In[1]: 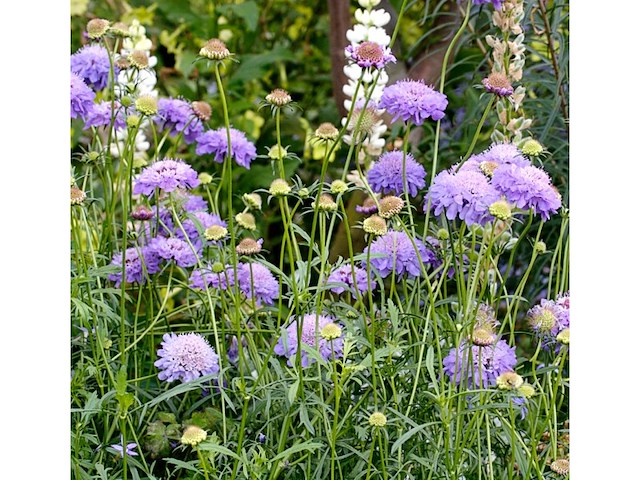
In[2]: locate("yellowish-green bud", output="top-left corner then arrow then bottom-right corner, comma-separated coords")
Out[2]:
212,262 -> 225,274
521,139 -> 544,157
556,328 -> 569,345
362,215 -> 387,236
330,180 -> 348,194
86,18 -> 110,39
298,187 -> 310,198
489,199 -> 512,220
86,151 -> 101,162
198,172 -> 214,185
205,225 -> 228,241
368,412 -> 387,427
437,228 -> 449,241
313,193 -> 338,212
242,193 -> 262,210
518,384 -> 536,399
120,96 -> 133,108
534,241 -> 547,254
496,371 -> 524,390
267,144 -> 288,160
133,157 -> 148,169
181,425 -> 207,447
269,179 -> 291,196
320,323 -> 342,341
126,115 -> 141,128
135,95 -> 157,115
235,212 -> 257,230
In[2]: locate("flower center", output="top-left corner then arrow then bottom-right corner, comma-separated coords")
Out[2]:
355,41 -> 384,63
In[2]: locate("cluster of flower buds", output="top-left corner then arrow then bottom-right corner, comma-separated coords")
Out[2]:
484,0 -> 533,145
341,0 -> 393,158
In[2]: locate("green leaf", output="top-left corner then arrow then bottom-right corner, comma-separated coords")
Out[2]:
287,378 -> 300,405
197,442 -> 242,461
271,441 -> 324,464
390,423 -> 430,455
217,1 -> 259,31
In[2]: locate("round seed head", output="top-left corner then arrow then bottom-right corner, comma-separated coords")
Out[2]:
320,323 -> 342,341
496,371 -> 524,390
378,196 -> 404,218
236,238 -> 262,255
489,199 -> 512,220
135,95 -> 158,115
200,39 -> 231,60
235,212 -> 257,230
242,193 -> 262,210
330,180 -> 348,194
521,139 -> 544,156
71,186 -> 87,205
87,19 -> 110,39
128,50 -> 149,69
265,88 -> 292,106
550,459 -> 569,476
314,193 -> 338,212
315,122 -> 339,141
181,426 -> 207,447
368,412 -> 387,427
192,101 -> 212,121
205,225 -> 228,241
269,179 -> 291,196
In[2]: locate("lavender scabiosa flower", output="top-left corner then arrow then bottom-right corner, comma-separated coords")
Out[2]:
70,73 -> 95,120
379,79 -> 448,125
108,246 -> 160,287
132,158 -> 200,196
426,169 -> 501,226
367,150 -> 426,197
177,211 -> 227,249
155,98 -> 205,144
526,297 -> 570,349
70,44 -> 117,91
148,236 -> 199,268
345,41 -> 396,69
195,127 -> 257,169
189,264 -> 232,291
181,194 -> 209,212
472,0 -> 505,9
274,314 -> 344,367
442,339 -> 516,388
84,100 -> 126,130
491,164 -> 562,220
154,332 -> 219,383
236,262 -> 279,306
327,263 -> 375,298
366,230 -> 429,278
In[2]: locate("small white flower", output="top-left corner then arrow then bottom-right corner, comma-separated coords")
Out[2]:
355,8 -> 391,27
358,0 -> 381,8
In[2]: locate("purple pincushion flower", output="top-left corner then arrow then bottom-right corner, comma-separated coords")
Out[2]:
491,164 -> 562,220
366,230 -> 429,278
274,314 -> 344,367
155,332 -> 220,383
379,79 -> 448,125
443,339 -> 516,388
189,264 -> 232,290
526,295 -> 570,349
133,158 -> 200,196
177,211 -> 227,248
155,98 -> 205,144
327,263 -> 375,298
108,246 -> 160,287
70,73 -> 95,120
458,143 -> 530,175
183,194 -> 209,212
70,44 -> 117,91
472,0 -> 504,9
345,41 -> 396,69
196,127 -> 257,169
367,150 -> 426,197
84,100 -> 126,130
236,262 -> 279,306
426,169 -> 501,226
148,236 -> 199,268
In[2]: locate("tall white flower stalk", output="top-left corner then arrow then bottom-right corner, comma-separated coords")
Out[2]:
486,0 -> 532,145
111,20 -> 158,163
341,0 -> 393,159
